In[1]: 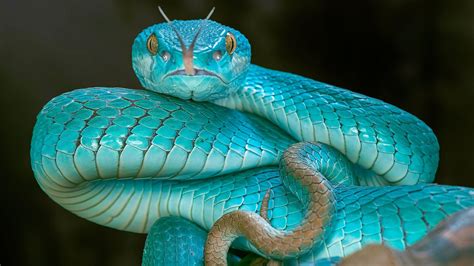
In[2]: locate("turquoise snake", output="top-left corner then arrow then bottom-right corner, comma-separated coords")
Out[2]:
30,11 -> 474,265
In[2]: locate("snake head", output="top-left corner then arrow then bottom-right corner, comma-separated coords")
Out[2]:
132,19 -> 251,101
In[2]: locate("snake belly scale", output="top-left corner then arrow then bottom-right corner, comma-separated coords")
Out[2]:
30,17 -> 474,265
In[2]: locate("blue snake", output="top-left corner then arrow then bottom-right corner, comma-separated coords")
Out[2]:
30,12 -> 474,265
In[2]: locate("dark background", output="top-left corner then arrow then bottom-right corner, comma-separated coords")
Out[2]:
1,0 -> 473,265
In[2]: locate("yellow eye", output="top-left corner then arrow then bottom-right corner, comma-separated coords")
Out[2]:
225,32 -> 237,55
147,34 -> 158,55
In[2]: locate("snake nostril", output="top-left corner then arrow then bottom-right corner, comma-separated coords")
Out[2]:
161,51 -> 171,62
212,51 -> 222,61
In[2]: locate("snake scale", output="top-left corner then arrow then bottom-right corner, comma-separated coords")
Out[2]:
30,13 -> 474,265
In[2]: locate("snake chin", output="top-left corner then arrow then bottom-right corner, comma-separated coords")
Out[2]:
158,75 -> 230,101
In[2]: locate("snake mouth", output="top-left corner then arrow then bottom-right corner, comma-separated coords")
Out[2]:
164,68 -> 227,83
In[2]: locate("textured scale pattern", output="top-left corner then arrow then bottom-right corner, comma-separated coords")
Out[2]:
30,18 -> 474,265
205,143 -> 338,264
31,87 -> 474,263
32,88 -> 293,183
142,217 -> 207,265
215,65 -> 440,186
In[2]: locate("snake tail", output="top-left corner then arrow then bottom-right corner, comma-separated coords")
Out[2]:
205,142 -> 337,264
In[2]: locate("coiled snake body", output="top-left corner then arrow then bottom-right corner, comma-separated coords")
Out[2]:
31,18 -> 474,265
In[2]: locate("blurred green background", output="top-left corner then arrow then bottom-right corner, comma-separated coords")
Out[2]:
1,0 -> 473,265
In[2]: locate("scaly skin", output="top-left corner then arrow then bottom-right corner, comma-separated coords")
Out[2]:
31,88 -> 474,264
339,207 -> 474,266
214,64 -> 439,186
205,142 -> 337,264
30,18 -> 474,265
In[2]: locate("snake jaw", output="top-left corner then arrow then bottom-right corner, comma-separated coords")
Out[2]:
164,68 -> 225,83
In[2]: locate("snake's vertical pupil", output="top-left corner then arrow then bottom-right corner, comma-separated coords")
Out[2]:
225,32 -> 237,55
147,34 -> 159,55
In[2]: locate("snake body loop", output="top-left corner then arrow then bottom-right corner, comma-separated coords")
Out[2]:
205,142 -> 337,264
30,19 -> 474,264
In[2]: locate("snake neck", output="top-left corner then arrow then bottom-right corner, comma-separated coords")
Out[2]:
213,64 -> 440,186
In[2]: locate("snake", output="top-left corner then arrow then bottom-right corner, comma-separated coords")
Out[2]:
30,11 -> 474,265
338,207 -> 474,266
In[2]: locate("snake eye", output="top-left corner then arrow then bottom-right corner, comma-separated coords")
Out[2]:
147,34 -> 158,55
225,32 -> 237,55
